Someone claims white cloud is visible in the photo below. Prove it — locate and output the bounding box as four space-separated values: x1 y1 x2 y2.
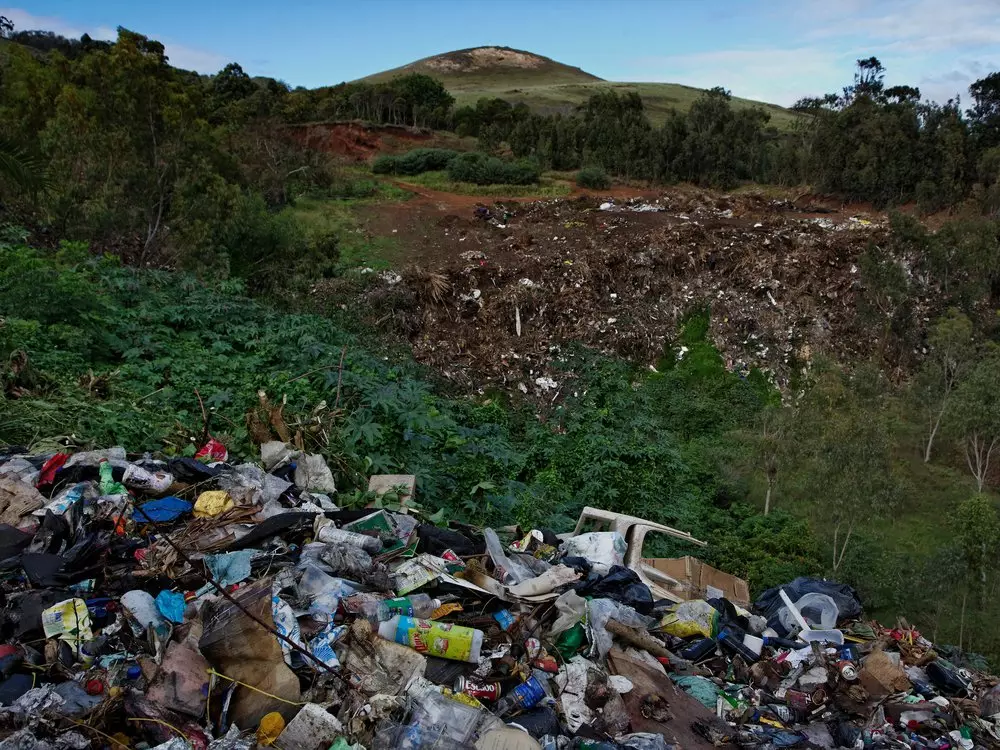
0 7 114 40
626 48 847 106
800 0 1000 52
0 7 227 73
630 0 1000 106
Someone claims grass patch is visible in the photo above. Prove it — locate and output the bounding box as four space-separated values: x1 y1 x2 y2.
285 193 404 270
450 81 803 131
394 171 572 197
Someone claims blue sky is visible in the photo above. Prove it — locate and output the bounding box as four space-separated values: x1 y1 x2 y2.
4 0 997 106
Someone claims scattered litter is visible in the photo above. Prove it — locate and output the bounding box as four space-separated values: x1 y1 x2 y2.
0 441 985 748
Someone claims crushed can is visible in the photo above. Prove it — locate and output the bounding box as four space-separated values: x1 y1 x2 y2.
837 660 859 682
454 675 501 702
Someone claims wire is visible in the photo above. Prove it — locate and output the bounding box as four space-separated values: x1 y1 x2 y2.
208 668 307 706
62 715 131 749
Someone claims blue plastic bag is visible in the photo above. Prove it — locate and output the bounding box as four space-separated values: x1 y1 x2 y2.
135 497 192 523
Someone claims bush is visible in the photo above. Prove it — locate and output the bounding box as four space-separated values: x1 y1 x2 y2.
371 155 397 174
372 148 459 176
577 166 611 190
446 152 541 185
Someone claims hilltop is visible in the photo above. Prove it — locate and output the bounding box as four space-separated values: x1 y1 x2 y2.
359 45 801 128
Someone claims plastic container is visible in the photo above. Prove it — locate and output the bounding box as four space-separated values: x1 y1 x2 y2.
384 594 441 618
797 628 845 645
679 637 717 662
377 615 483 663
717 630 760 663
742 633 764 657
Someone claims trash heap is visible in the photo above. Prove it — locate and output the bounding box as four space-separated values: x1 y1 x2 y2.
0 441 997 749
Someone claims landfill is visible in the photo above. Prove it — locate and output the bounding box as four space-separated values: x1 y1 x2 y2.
337 191 901 398
0 439 998 749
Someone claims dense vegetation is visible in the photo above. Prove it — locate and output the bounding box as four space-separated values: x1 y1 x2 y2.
0 238 815 591
5 20 1000 667
372 147 541 185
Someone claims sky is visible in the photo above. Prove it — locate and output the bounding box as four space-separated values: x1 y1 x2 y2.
4 0 998 107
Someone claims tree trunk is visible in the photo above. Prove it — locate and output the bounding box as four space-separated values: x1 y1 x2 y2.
832 521 854 574
965 433 998 492
959 589 967 651
924 401 947 463
764 478 773 516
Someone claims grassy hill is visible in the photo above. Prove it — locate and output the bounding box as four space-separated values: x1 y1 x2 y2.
359 46 801 130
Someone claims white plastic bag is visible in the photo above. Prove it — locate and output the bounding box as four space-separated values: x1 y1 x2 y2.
587 598 654 661
484 528 534 585
562 532 626 574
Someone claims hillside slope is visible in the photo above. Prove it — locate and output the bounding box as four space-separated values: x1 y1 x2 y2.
359 46 800 129
361 45 602 88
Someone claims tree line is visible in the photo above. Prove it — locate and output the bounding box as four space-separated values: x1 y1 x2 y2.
3 20 1000 267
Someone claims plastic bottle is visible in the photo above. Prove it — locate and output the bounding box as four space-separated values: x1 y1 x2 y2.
679 637 717 662
344 593 390 623
377 615 483 663
315 525 382 553
384 594 441 618
494 673 549 717
718 630 760 663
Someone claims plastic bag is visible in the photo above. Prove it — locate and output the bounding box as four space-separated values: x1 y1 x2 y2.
294 454 337 494
484 528 534 585
562 532 626 575
587 598 654 661
777 592 838 632
508 564 580 597
754 577 861 635
297 562 355 621
403 678 484 747
205 550 256 588
673 675 720 709
658 599 720 638
319 543 374 579
617 733 676 750
550 590 587 636
575 565 653 615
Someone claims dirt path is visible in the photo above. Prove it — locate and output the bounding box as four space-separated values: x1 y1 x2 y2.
387 179 663 210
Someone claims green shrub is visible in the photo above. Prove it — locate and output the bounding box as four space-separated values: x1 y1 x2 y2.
371 155 397 174
446 152 541 185
576 166 611 190
373 148 459 176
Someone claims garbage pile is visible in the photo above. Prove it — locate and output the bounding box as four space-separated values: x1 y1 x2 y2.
0 441 997 749
347 193 896 397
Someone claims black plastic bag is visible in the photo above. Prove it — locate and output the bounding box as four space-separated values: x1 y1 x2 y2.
416 524 484 557
754 577 862 635
574 565 654 615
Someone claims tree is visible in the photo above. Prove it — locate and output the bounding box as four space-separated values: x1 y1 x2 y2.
846 57 886 103
738 404 788 515
0 15 12 38
914 310 973 462
212 62 255 104
953 346 1000 492
791 364 903 573
969 72 1000 149
0 136 48 196
953 493 1000 648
